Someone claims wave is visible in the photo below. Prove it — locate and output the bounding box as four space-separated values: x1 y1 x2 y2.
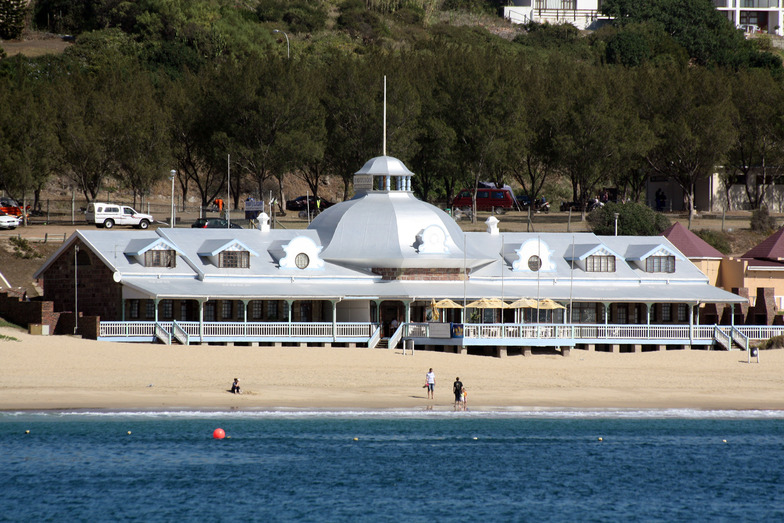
2 407 784 420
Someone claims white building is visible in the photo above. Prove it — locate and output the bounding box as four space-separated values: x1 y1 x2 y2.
34 156 752 355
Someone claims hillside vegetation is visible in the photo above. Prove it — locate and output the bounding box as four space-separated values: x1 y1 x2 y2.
1 0 783 222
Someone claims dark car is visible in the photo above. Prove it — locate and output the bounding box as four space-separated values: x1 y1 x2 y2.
191 218 243 229
285 196 333 212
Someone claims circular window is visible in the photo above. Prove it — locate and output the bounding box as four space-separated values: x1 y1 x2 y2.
295 253 310 269
527 255 542 272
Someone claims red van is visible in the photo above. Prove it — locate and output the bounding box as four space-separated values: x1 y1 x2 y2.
452 188 517 211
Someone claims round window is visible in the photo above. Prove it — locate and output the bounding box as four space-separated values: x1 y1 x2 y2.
295 253 310 269
527 255 542 272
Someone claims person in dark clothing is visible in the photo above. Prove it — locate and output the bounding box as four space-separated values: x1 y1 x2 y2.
231 378 241 394
453 377 463 410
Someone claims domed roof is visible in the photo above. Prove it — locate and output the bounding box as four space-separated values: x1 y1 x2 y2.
307 157 492 269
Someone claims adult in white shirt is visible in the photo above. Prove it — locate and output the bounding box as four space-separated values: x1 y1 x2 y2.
425 368 435 400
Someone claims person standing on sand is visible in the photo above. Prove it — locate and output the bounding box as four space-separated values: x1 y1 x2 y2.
453 377 463 410
425 368 435 400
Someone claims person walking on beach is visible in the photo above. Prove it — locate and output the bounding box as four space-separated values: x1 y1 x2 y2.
453 377 463 410
425 368 435 400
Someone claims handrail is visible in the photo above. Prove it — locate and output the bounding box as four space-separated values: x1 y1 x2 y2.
713 326 731 350
368 324 382 349
731 326 749 351
154 322 171 345
388 323 404 350
172 320 190 346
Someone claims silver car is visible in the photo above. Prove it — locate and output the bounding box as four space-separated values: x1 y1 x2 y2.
0 212 20 229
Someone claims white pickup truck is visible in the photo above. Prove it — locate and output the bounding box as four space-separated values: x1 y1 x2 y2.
85 203 155 229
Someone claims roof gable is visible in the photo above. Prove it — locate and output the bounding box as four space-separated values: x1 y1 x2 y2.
124 238 182 256
624 243 683 261
742 227 784 261
564 243 623 261
661 222 723 259
197 239 259 258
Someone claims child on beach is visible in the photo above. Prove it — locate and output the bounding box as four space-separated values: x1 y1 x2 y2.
231 378 241 394
461 387 468 411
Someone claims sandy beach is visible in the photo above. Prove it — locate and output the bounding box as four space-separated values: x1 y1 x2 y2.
1 325 783 412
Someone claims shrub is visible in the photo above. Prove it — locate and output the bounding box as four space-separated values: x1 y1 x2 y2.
9 237 42 259
760 335 784 350
694 229 731 254
751 206 777 233
588 202 670 236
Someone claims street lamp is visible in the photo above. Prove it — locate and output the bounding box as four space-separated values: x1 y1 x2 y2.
169 169 177 228
614 212 620 236
273 30 290 59
74 244 79 335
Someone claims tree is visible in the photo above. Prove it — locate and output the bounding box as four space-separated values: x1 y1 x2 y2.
507 58 569 209
436 47 521 222
588 201 670 235
638 66 736 227
0 0 28 40
725 69 784 210
0 80 61 214
556 65 623 217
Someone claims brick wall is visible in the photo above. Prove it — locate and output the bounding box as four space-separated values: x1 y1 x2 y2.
372 267 468 281
42 239 122 320
0 293 99 338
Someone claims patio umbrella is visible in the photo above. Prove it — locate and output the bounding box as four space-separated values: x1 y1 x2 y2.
433 299 464 309
537 298 565 310
508 298 537 308
466 298 510 309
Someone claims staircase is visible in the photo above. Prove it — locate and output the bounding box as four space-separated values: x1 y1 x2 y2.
375 338 388 349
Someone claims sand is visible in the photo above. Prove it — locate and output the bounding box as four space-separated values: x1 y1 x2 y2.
1 325 782 412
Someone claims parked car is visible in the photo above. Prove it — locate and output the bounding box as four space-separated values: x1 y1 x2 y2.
452 188 516 211
285 196 333 212
191 218 243 229
85 202 154 229
0 197 29 217
0 212 20 229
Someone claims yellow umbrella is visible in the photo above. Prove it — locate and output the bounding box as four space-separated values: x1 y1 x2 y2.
508 298 537 308
433 299 464 309
537 298 565 310
466 298 510 309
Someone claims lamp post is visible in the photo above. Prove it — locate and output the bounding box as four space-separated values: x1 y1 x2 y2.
74 244 79 335
273 30 290 59
169 169 177 228
614 212 620 236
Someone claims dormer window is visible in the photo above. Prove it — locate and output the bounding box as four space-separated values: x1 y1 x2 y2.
220 251 250 268
646 255 675 273
145 249 176 268
586 255 615 272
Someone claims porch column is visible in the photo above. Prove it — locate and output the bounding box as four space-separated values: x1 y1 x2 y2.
121 298 125 322
241 299 249 337
373 299 382 323
731 303 735 326
603 303 609 339
332 300 338 342
154 298 159 323
646 303 651 340
286 299 294 337
198 299 206 342
689 302 694 347
404 301 411 324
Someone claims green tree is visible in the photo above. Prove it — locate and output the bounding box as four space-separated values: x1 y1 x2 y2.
725 69 784 210
0 80 61 215
639 66 736 226
0 0 28 40
588 201 670 235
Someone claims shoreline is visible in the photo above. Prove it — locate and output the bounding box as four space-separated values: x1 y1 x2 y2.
3 326 784 413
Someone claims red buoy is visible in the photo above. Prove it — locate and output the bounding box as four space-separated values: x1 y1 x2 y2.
213 428 226 439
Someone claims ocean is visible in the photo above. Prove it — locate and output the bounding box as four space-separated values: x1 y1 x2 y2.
2 409 784 522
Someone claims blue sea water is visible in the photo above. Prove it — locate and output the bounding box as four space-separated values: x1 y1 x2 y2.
2 409 784 522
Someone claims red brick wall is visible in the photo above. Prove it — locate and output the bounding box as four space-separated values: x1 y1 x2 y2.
42 239 123 320
372 268 468 281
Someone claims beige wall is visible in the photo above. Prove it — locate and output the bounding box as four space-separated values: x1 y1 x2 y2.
692 259 722 287
718 258 746 292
